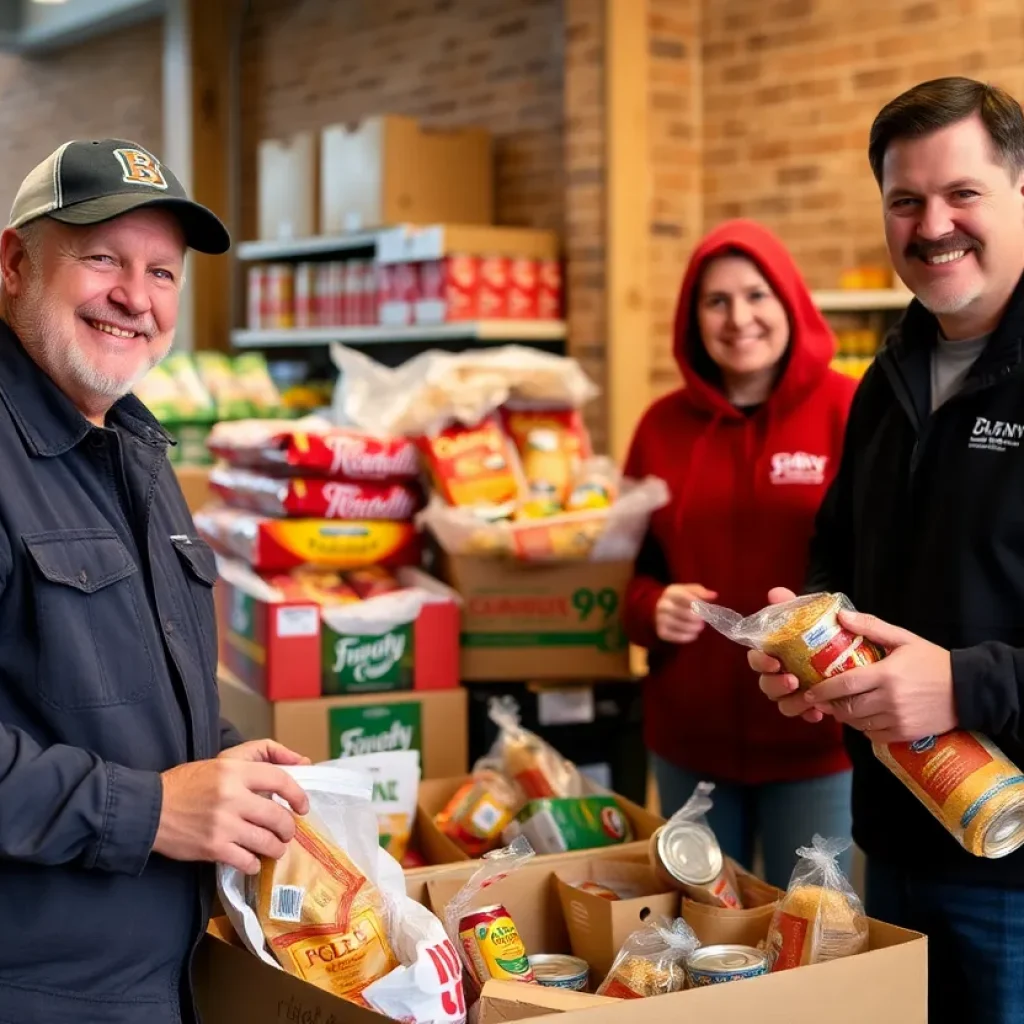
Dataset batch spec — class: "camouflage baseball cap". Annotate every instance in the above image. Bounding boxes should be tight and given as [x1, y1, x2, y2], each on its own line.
[8, 138, 230, 254]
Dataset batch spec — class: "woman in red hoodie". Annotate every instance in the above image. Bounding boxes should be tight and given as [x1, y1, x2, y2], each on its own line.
[624, 219, 858, 887]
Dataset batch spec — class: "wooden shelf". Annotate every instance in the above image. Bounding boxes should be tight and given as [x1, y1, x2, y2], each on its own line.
[230, 319, 569, 348]
[235, 232, 379, 262]
[812, 289, 911, 311]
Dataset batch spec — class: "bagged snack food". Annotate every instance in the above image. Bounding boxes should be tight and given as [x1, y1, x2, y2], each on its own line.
[649, 781, 742, 909]
[442, 836, 537, 999]
[764, 835, 868, 971]
[207, 416, 421, 481]
[195, 505, 420, 572]
[234, 352, 284, 416]
[564, 457, 620, 512]
[435, 769, 522, 857]
[345, 565, 403, 600]
[195, 351, 254, 419]
[337, 750, 422, 861]
[503, 795, 634, 854]
[595, 916, 699, 999]
[414, 415, 524, 515]
[209, 466, 421, 520]
[694, 593, 1024, 859]
[264, 566, 361, 606]
[218, 764, 467, 1023]
[484, 696, 584, 800]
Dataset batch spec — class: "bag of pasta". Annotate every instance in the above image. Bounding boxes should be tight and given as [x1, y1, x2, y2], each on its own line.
[765, 834, 868, 972]
[595, 915, 699, 999]
[217, 764, 467, 1024]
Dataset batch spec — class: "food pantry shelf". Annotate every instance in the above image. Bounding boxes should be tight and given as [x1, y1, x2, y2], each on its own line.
[236, 232, 379, 261]
[812, 289, 911, 311]
[230, 319, 569, 348]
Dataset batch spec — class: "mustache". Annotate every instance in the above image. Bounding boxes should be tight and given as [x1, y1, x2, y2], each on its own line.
[78, 306, 156, 338]
[906, 233, 980, 260]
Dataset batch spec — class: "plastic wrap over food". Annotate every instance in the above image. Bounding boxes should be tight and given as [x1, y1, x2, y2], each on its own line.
[417, 470, 669, 563]
[595, 916, 700, 999]
[330, 344, 599, 439]
[217, 763, 466, 1023]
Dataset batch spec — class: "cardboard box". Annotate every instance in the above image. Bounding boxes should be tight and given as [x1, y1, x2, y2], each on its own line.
[215, 568, 459, 700]
[257, 132, 318, 241]
[444, 557, 635, 681]
[477, 981, 617, 1024]
[320, 115, 493, 233]
[413, 775, 663, 868]
[217, 668, 468, 779]
[175, 465, 211, 514]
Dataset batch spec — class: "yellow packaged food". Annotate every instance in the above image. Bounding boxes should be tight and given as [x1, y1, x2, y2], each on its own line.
[253, 816, 399, 1005]
[435, 770, 521, 856]
[509, 514, 606, 561]
[500, 406, 592, 510]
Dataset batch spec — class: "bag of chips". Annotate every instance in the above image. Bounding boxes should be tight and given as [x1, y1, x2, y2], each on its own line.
[764, 834, 868, 971]
[595, 915, 700, 999]
[217, 764, 467, 1023]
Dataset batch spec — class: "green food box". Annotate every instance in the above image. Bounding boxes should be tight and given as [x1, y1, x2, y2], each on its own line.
[505, 795, 635, 854]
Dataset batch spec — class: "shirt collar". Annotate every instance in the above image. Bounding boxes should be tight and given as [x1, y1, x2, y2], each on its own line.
[0, 319, 172, 457]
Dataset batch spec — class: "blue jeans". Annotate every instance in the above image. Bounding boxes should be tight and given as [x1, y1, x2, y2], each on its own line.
[651, 754, 853, 889]
[867, 860, 1024, 1024]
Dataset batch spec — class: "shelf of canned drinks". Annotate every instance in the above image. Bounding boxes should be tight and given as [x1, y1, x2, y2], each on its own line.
[230, 319, 569, 348]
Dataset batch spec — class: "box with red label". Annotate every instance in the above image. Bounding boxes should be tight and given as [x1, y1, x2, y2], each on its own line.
[215, 564, 460, 700]
[414, 254, 479, 324]
[538, 257, 563, 319]
[478, 255, 508, 319]
[507, 256, 539, 319]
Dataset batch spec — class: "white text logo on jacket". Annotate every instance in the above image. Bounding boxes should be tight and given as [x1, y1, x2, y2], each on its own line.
[769, 451, 828, 485]
[969, 416, 1024, 452]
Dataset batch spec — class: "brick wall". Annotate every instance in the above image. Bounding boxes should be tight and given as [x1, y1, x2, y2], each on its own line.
[0, 18, 164, 219]
[238, 0, 565, 242]
[701, 0, 1024, 289]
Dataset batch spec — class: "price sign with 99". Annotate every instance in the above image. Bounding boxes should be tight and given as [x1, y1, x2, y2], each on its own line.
[572, 587, 619, 623]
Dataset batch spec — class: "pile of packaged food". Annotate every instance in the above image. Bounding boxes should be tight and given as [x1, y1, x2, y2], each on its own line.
[433, 698, 636, 858]
[329, 344, 668, 562]
[196, 416, 425, 572]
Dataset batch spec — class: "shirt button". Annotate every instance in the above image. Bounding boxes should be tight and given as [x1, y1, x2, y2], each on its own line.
[165, 621, 175, 635]
[78, 570, 88, 585]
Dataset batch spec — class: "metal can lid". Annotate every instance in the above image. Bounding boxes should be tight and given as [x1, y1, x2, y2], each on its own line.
[687, 944, 768, 973]
[982, 802, 1024, 857]
[656, 820, 723, 886]
[528, 954, 589, 980]
[459, 904, 505, 925]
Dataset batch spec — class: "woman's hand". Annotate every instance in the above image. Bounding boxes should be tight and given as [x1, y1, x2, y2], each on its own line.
[655, 584, 718, 644]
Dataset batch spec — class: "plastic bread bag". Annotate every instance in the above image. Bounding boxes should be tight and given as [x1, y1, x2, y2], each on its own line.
[442, 836, 537, 999]
[328, 750, 422, 861]
[693, 594, 1024, 859]
[595, 915, 700, 999]
[482, 695, 584, 800]
[217, 763, 467, 1023]
[330, 343, 599, 440]
[764, 835, 868, 971]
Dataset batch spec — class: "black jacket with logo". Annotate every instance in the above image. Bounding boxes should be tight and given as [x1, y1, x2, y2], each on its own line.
[0, 323, 238, 1023]
[808, 273, 1024, 886]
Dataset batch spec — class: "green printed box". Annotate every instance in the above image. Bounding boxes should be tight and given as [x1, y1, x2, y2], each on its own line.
[328, 701, 423, 760]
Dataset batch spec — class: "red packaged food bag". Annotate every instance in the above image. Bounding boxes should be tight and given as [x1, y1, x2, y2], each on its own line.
[209, 466, 422, 521]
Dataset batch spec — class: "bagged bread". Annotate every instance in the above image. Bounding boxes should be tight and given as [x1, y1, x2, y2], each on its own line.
[595, 915, 700, 999]
[218, 764, 467, 1023]
[764, 835, 868, 971]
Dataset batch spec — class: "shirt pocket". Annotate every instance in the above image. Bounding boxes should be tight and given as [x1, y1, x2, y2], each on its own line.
[169, 534, 219, 679]
[23, 529, 156, 710]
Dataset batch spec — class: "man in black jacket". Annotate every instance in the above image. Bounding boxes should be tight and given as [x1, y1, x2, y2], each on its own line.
[752, 78, 1024, 1023]
[0, 139, 310, 1024]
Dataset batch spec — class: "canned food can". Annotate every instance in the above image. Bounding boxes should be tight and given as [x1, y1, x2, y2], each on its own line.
[246, 265, 264, 330]
[329, 261, 346, 326]
[293, 262, 315, 328]
[528, 954, 589, 991]
[313, 263, 332, 326]
[650, 820, 743, 908]
[685, 945, 769, 987]
[537, 258, 563, 319]
[362, 261, 379, 325]
[458, 904, 536, 986]
[479, 255, 509, 318]
[265, 263, 294, 329]
[760, 592, 885, 691]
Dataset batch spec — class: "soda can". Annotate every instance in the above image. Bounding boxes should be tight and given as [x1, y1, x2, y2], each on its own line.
[650, 819, 743, 909]
[329, 261, 346, 326]
[265, 263, 294, 329]
[293, 262, 315, 328]
[458, 904, 536, 987]
[246, 265, 264, 330]
[528, 954, 590, 991]
[685, 945, 769, 987]
[362, 261, 379, 325]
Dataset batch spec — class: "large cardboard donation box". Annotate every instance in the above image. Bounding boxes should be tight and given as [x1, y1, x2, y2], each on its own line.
[446, 557, 635, 682]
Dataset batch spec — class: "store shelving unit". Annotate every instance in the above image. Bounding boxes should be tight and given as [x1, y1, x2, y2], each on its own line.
[811, 289, 911, 312]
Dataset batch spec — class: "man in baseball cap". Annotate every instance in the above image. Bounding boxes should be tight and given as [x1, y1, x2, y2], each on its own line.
[0, 141, 309, 1024]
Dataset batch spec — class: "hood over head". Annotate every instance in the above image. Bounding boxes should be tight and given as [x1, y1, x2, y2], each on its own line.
[673, 219, 836, 417]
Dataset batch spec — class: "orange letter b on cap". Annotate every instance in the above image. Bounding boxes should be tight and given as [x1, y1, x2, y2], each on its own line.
[113, 148, 168, 190]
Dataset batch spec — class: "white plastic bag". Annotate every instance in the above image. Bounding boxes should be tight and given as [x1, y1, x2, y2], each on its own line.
[216, 763, 466, 1023]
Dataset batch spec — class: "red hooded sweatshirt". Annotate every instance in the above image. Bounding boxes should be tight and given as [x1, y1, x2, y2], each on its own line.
[623, 220, 857, 785]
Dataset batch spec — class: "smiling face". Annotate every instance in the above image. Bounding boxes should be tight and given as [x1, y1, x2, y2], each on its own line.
[882, 113, 1024, 338]
[696, 255, 791, 403]
[0, 208, 185, 423]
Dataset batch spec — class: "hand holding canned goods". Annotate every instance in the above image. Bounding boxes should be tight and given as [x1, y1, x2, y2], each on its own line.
[801, 609, 958, 743]
[656, 584, 718, 644]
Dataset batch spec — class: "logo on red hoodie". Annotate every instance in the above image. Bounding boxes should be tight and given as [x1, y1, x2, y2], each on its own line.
[769, 451, 828, 485]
